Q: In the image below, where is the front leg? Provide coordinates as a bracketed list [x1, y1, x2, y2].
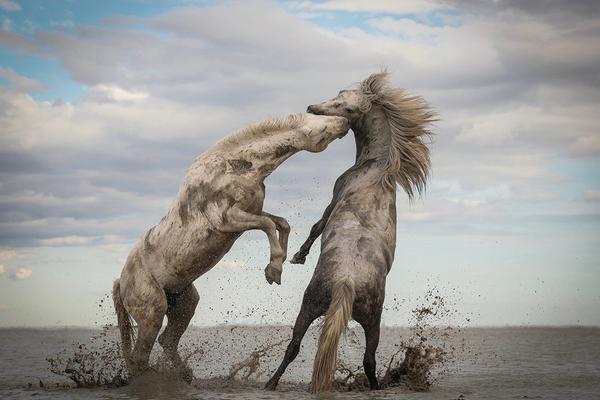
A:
[291, 202, 335, 264]
[219, 207, 285, 285]
[262, 212, 290, 262]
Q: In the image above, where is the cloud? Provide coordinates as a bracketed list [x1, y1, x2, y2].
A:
[0, 249, 31, 279]
[289, 0, 445, 14]
[0, 67, 44, 92]
[7, 266, 32, 280]
[0, 1, 598, 250]
[570, 135, 600, 157]
[583, 190, 600, 202]
[2, 16, 12, 31]
[0, 249, 16, 260]
[37, 235, 95, 247]
[0, 0, 20, 12]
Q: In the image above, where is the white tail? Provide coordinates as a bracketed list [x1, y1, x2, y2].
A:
[112, 279, 135, 365]
[310, 279, 356, 393]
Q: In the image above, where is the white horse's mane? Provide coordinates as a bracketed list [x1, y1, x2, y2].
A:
[360, 71, 436, 199]
[216, 113, 306, 150]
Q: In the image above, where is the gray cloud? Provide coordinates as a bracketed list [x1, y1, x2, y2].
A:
[0, 0, 598, 250]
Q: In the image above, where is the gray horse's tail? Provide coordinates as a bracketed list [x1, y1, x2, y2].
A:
[311, 278, 356, 393]
[112, 279, 134, 363]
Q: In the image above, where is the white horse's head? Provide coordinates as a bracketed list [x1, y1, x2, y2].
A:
[306, 89, 371, 124]
[294, 113, 350, 153]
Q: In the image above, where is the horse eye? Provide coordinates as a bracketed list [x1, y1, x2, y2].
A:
[345, 108, 354, 113]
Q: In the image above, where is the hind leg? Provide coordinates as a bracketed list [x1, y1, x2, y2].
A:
[265, 296, 325, 390]
[158, 284, 199, 382]
[121, 263, 167, 376]
[357, 311, 382, 390]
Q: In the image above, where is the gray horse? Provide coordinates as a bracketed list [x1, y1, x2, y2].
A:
[265, 72, 435, 393]
[112, 113, 349, 379]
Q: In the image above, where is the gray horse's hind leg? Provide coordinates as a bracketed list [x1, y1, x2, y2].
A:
[121, 262, 167, 376]
[157, 284, 199, 382]
[265, 297, 325, 390]
[357, 312, 382, 390]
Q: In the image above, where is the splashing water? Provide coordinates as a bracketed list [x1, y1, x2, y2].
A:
[46, 325, 128, 388]
[227, 338, 287, 381]
[45, 287, 470, 393]
[334, 287, 465, 392]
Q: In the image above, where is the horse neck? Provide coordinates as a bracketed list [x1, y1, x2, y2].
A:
[229, 131, 300, 179]
[352, 105, 391, 168]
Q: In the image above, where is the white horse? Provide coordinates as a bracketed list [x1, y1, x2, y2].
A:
[112, 113, 349, 380]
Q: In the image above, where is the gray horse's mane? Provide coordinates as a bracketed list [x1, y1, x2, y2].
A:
[216, 113, 306, 150]
[360, 71, 436, 199]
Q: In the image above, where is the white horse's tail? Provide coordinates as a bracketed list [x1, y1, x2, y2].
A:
[112, 279, 135, 363]
[311, 278, 356, 393]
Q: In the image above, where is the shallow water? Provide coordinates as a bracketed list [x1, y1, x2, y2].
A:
[1, 326, 599, 399]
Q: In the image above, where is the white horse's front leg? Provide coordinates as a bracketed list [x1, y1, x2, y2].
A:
[261, 212, 290, 262]
[219, 207, 285, 285]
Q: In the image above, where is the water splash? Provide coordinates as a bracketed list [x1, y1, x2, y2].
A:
[335, 287, 464, 392]
[227, 338, 287, 381]
[46, 325, 128, 388]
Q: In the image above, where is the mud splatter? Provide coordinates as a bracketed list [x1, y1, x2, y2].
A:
[335, 287, 466, 392]
[227, 338, 287, 381]
[46, 325, 128, 388]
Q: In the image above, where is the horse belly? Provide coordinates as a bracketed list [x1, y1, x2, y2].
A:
[321, 214, 394, 277]
[148, 226, 239, 293]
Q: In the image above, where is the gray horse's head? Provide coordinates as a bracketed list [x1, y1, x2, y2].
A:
[306, 72, 388, 123]
[307, 89, 372, 124]
[307, 71, 436, 198]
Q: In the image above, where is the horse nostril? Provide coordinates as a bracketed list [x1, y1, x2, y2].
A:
[307, 105, 316, 114]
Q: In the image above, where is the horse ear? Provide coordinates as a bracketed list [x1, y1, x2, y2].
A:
[360, 70, 389, 96]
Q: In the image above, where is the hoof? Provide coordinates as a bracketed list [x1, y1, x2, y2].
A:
[265, 264, 282, 285]
[290, 252, 306, 265]
[264, 381, 278, 391]
[180, 366, 194, 384]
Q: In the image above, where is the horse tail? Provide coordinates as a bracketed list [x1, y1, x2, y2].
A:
[311, 278, 356, 393]
[112, 279, 134, 363]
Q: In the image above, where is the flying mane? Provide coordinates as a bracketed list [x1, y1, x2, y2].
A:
[359, 71, 437, 199]
[215, 113, 306, 151]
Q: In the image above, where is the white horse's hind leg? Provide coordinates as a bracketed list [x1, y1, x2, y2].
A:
[157, 284, 199, 381]
[121, 259, 167, 376]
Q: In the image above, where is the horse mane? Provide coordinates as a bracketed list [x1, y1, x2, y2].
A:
[216, 113, 306, 150]
[360, 71, 436, 199]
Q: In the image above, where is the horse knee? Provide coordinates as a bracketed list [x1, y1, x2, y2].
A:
[278, 219, 290, 233]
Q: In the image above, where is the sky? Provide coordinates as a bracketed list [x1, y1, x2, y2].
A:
[0, 0, 598, 327]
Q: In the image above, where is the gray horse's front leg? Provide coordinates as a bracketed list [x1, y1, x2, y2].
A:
[291, 202, 335, 264]
[220, 207, 285, 285]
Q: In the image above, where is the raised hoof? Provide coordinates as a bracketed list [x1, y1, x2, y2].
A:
[290, 252, 306, 265]
[265, 264, 282, 285]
